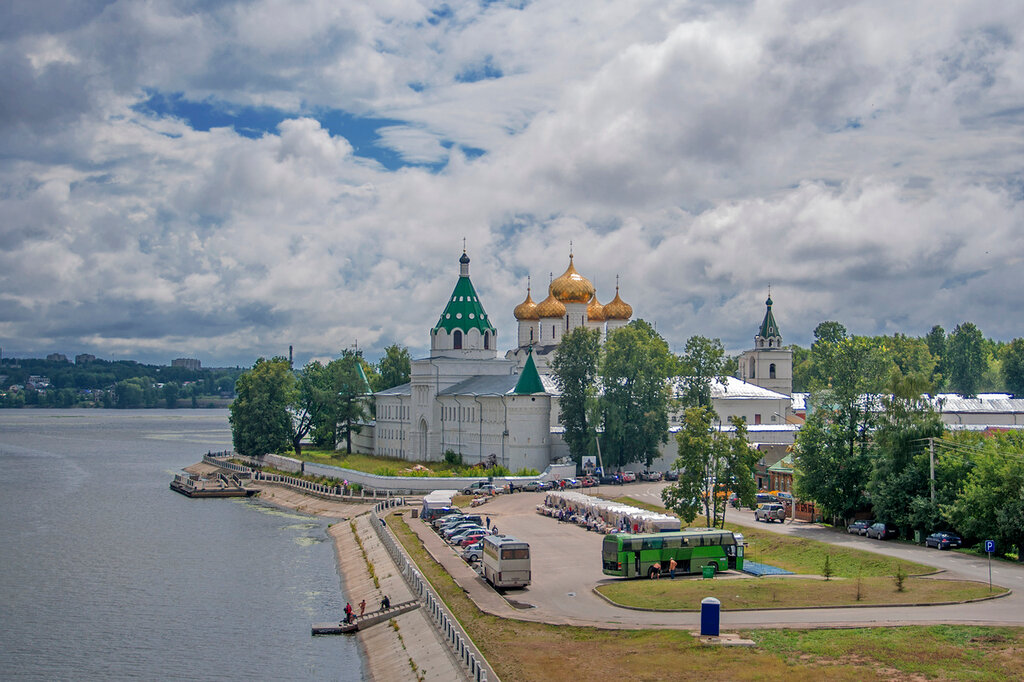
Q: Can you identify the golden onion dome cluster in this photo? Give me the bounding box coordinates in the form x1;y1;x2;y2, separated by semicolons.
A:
535;289;567;318
550;256;596;304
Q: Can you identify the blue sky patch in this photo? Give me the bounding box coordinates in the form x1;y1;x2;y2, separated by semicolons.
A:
131;89;467;171
455;56;503;83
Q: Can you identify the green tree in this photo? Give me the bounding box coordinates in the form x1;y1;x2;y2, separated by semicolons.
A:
291;361;333;456
162;381;179;409
551;327;602;466
229;357;295;457
794;333;888;524
867;374;944;534
316;350;370;453
1001;338;1024;397
946;322;986;397
599;320;673;468
115;378;145;408
945;430;1024;559
375;344;411;391
925;325;947;389
676;335;728;410
662;406;757;528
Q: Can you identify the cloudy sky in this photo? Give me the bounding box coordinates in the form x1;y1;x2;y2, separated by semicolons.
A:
3;1;1023;367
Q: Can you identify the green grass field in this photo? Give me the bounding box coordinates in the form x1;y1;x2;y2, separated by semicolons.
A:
596;575;1005;610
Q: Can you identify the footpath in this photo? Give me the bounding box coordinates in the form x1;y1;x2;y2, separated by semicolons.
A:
332;514;466;682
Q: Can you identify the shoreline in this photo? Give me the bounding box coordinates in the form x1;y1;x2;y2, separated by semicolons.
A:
222;474;464;681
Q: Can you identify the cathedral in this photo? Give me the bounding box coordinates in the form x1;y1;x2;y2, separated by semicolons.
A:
372;250;794;473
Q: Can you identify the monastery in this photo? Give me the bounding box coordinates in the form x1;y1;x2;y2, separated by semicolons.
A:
372;251;794;473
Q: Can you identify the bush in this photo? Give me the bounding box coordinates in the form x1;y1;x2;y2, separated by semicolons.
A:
444;450;463;466
822;554;834;581
514;467;541;477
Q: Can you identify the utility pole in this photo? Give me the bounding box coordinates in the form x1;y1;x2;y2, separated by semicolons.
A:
929;437;935;503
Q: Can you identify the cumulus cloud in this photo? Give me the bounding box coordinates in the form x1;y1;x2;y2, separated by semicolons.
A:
1;0;1023;367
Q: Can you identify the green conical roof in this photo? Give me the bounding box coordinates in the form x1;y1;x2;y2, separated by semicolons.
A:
759;296;781;340
513;350;545;395
432;254;497;335
357;361;373;395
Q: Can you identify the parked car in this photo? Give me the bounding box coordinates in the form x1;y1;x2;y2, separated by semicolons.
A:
448;527;487;544
443;522;485;540
522;480;551;492
847;520;873;535
640;471;663;482
458;532;488;547
579;476;597;488
865;522;899;540
437;514;482;531
462;481;498;496
925;532;962;550
663;470;679;481
462;541;484;562
754;503;787;523
598;474;622;485
564;478;581;488
620;471;637;483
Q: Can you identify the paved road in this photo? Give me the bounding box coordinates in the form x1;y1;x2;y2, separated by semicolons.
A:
444;485;1024;629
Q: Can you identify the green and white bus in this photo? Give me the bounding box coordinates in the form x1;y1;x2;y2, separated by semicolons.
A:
601;529;744;579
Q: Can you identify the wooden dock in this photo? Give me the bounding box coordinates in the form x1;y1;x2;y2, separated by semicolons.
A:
170;472;257;498
312;599;420;635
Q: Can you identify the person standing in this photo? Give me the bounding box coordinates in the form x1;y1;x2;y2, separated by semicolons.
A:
669;557;677;580
359;599;366;617
344;602;353;624
486;516;491;530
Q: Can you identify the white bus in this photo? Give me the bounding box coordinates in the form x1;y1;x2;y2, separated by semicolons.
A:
481;535;531;589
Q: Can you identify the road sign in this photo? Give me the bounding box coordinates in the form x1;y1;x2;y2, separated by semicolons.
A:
985;539;996;553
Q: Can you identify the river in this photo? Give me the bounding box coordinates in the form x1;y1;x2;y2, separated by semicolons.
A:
0;409;366;681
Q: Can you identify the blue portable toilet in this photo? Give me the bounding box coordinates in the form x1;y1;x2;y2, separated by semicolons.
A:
700;597;720;637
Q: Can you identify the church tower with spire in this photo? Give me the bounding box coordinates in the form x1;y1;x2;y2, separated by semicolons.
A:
430;250;498;359
738;293;793;396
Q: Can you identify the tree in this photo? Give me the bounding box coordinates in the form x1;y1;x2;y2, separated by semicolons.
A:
318;350;370;453
163;381;179;409
946;322;986;397
867;374;944;534
925;325;947;389
676;335;728;410
662;406;757;528
229;357;295;457
551;327;602;466
1001;338;1024;397
945;430;1024;559
599;320;673;469
375;344;411;391
290;361;334;456
794;333;888;523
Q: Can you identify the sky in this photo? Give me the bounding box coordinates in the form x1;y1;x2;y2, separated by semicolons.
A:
2;1;1024;368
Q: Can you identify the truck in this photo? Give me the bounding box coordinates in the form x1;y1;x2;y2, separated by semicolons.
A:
420;490;458;521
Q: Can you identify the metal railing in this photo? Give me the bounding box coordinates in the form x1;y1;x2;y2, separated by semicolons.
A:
371;499;495;682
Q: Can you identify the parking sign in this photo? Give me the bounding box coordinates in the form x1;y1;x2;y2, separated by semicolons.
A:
985;539;995;553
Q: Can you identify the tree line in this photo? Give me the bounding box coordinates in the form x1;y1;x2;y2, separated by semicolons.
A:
790;322;1024;398
229;344;411;457
793;323;1024;559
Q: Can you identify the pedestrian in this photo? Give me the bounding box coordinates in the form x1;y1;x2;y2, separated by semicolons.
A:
651;562;661;579
486;516;491;529
359;599;366;616
669;557;677;580
491;525;498;535
344;602;353;624
381;595;391;610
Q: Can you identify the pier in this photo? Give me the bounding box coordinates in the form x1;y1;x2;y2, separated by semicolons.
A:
312;599;421;635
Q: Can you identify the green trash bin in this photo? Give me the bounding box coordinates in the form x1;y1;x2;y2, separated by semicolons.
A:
702;564;715;579
914;529;922;544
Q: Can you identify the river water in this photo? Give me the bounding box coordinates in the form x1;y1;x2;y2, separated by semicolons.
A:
0;409;366;681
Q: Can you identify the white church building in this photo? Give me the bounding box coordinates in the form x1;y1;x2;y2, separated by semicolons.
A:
371;250;795;472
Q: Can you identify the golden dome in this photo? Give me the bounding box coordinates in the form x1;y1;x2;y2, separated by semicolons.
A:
535;287;567;318
587;294;606;322
513;288;539;321
603;286;632;320
551;255;596;304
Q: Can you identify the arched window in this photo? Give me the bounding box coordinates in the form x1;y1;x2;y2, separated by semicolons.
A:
769;363;777;379
749;358;756;378
453;330;463;349
484;331;489;349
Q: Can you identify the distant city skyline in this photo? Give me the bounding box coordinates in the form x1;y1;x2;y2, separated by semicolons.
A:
2;2;1022;368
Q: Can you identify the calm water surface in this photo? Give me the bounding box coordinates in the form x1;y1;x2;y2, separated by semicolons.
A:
0;409;366;681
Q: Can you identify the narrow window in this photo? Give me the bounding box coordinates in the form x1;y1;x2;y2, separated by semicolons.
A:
484;331;490;349
754;414;761;425
769;363;777;379
453;330;463;349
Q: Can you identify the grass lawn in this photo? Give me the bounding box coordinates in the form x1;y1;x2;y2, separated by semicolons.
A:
387;511;1024;681
596;575;1006;610
612;495;932;578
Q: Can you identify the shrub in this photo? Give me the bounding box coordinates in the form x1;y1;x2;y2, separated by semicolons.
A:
893;564;907;592
444;449;463;466
514;467;541;477
822;554;834;581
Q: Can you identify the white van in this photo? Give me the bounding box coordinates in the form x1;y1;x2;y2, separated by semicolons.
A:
481;535;531;589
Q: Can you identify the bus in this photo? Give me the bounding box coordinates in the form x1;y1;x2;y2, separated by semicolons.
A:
601;529;744;579
481;535;531;588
